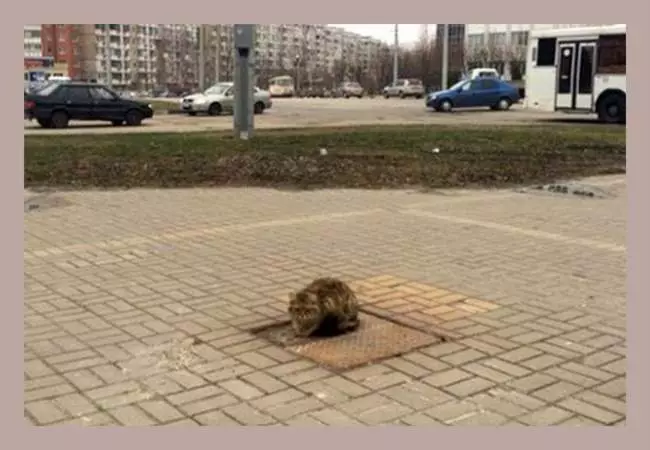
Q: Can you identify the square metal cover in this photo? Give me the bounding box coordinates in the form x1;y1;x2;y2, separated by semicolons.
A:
254;313;441;371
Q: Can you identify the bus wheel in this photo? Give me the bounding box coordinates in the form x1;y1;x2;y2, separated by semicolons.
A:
597;93;625;124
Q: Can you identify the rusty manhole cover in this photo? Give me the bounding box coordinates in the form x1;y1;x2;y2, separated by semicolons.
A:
253;313;442;371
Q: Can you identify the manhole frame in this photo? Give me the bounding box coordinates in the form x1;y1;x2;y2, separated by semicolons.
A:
250;308;455;372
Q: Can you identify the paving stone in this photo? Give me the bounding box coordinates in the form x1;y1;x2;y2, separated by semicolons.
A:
25;400;67;425
23;179;627;427
531;381;584;403
557;398;622;424
139;400;184;423
519;406;574;425
422;368;472;387
110;405;157;426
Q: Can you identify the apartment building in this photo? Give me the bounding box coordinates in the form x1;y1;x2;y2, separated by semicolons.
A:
24;25;42;57
27;24;385;90
435;24;466;73
464;24;616;79
465;24;615;55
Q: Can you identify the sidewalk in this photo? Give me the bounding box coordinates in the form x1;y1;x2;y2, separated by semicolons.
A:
24;176;626;426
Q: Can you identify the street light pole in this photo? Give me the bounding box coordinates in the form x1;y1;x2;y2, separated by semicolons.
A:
441;24;449;90
393;24;399;84
198;25;206;91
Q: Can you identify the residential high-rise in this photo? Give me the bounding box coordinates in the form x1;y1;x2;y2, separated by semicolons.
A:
26;24;387;90
23;25;42;57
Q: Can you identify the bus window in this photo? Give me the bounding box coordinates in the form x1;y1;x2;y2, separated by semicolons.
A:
597;33;626;74
536;38;557;66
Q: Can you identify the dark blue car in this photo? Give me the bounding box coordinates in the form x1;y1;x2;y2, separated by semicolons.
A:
425;78;520;112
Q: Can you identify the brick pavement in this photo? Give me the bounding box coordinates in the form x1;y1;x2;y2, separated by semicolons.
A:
24;175;626;426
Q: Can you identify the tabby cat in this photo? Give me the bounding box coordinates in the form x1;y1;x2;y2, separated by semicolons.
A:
288;277;361;338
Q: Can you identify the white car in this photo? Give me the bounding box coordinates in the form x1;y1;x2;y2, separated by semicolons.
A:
180;82;272;116
383;79;425;99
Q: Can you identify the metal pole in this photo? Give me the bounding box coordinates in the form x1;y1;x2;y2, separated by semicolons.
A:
215;25;221;83
233;24;255;140
393;24;399;84
504;23;512;80
198;25;205;91
441;24;449;90
104;24;112;86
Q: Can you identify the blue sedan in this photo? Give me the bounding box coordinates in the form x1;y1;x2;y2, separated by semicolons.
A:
425;78;520;112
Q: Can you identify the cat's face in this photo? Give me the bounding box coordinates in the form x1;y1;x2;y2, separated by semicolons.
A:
288;291;321;336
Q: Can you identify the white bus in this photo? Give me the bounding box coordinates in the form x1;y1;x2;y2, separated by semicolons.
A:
525;24;626;123
268;75;295;97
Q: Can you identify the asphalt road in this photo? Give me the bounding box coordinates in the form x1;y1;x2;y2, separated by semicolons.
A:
24;97;600;135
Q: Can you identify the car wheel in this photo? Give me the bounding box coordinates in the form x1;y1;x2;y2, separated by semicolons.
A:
50;111;69;129
36;118;52;128
597;93;625;124
497;97;512;111
439;99;453;112
112;120;123;126
415;94;423;99
208;103;222;116
254;102;265;114
125;109;143;126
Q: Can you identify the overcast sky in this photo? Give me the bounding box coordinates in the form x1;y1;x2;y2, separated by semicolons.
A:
329;24;434;44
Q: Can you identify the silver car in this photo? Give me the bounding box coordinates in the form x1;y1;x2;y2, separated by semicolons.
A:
383;78;425;99
180;82;273;116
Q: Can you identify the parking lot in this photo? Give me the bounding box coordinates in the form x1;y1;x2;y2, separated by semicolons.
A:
24;97;597;135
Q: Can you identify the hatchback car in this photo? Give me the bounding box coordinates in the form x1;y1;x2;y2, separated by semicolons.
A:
383;78;425;99
336;81;364;98
425;78;520;112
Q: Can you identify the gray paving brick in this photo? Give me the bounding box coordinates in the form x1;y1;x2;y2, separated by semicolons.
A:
139;400;184;423
110;405;157;426
25;400;68;425
222;403;277;425
519;406;574;425
531;381;584;403
557;398;622;424
310;408;363;426
506;373;557;393
443;377;495;397
423;368;472;387
219;379;264;400
24;177;627;427
574;390;626;415
241;372;289;394
381;381;453;410
441;348;487;366
594;377;626;397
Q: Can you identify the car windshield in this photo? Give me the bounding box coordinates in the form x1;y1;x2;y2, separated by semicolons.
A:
447;80;467;91
32;82;59;96
204;84;231;95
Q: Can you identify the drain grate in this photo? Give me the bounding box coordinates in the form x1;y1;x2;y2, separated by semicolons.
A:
253;312;443;371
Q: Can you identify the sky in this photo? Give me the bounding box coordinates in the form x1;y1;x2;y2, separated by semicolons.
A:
329;24;433;45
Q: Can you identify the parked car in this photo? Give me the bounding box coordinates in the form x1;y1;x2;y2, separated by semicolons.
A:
383;78;425;99
24;81;154;129
335;81;364;98
425;78;520;112
180;82;272;116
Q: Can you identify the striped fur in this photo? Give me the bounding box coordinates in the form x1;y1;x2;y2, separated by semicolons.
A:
288;277;360;338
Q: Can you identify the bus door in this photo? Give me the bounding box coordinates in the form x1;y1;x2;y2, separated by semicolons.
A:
556;40;596;110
